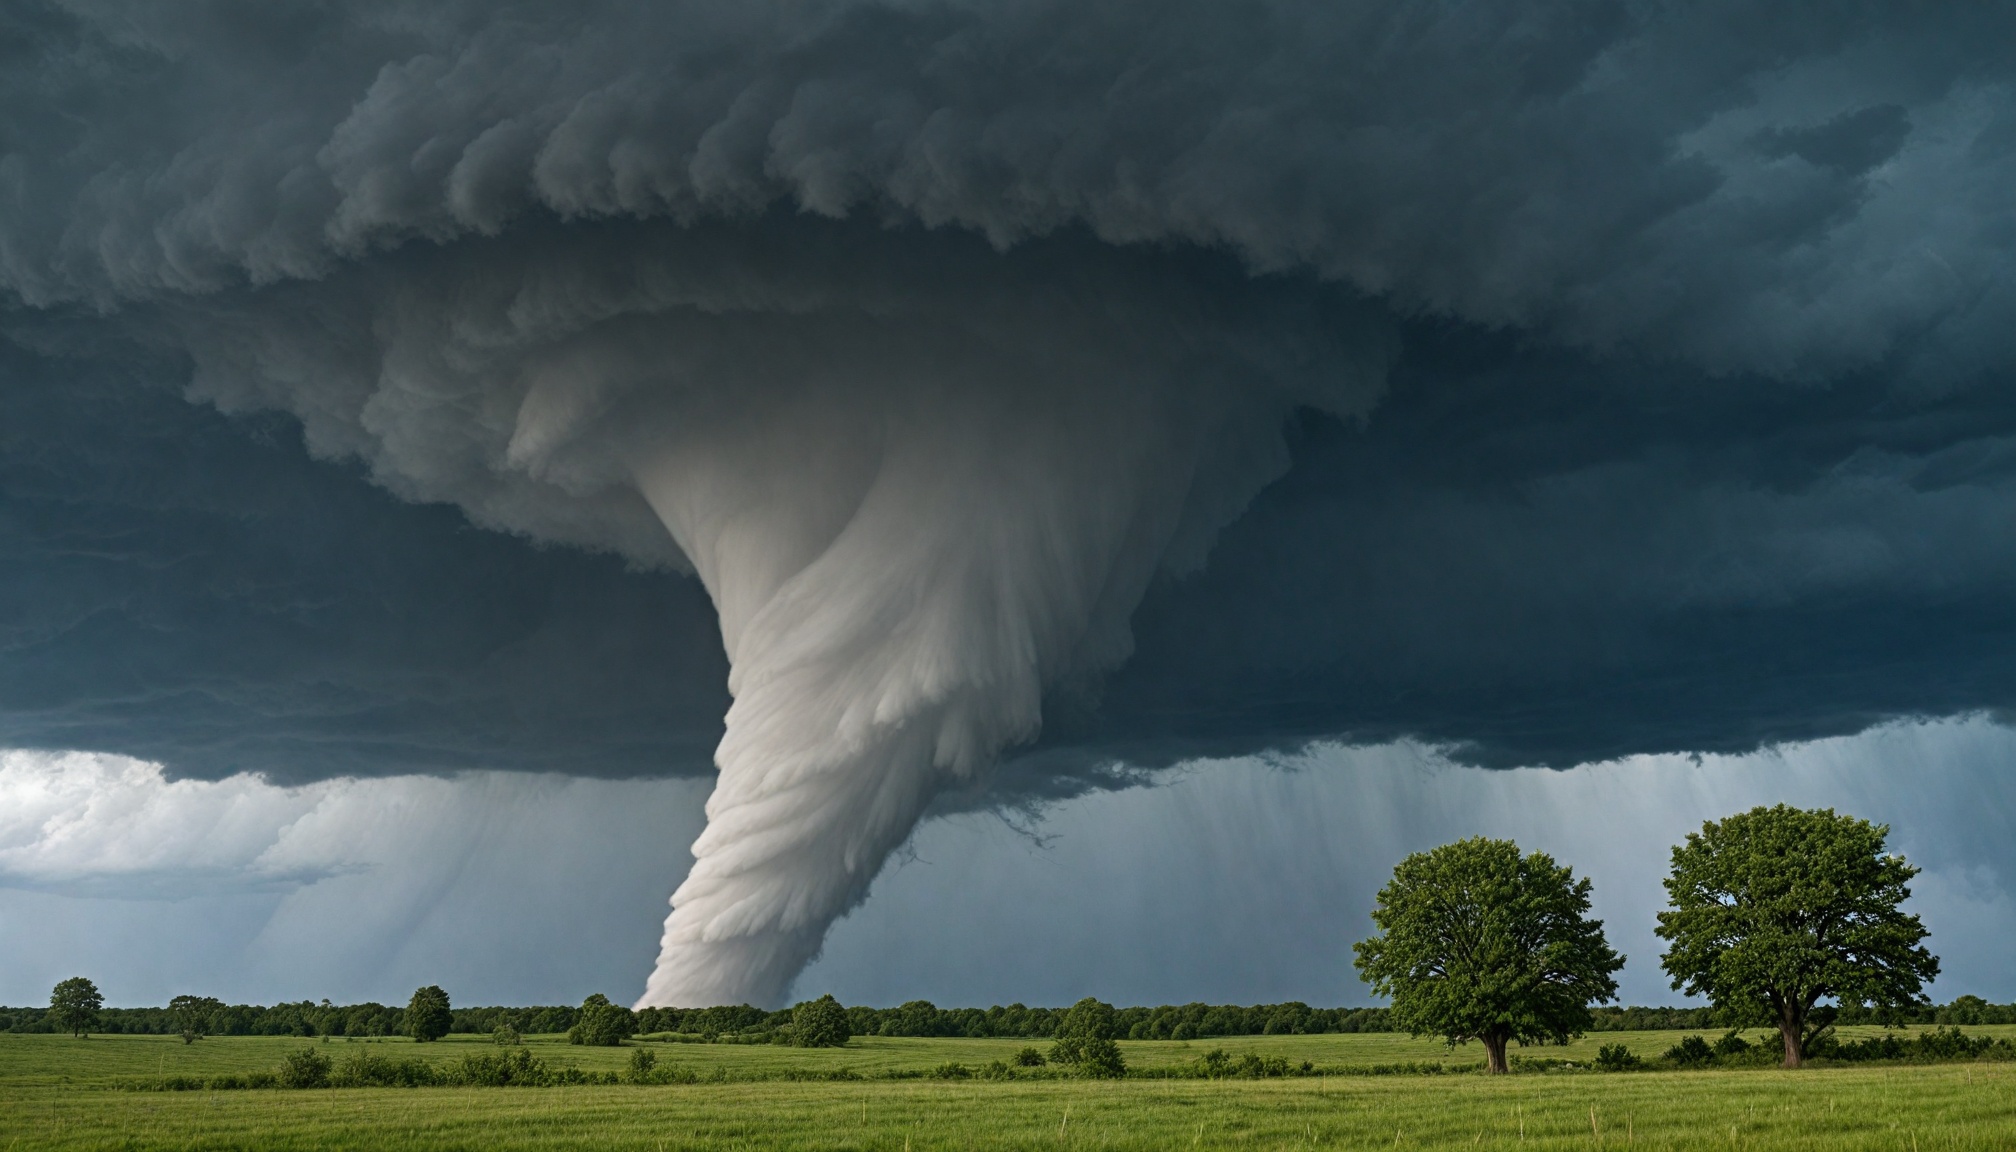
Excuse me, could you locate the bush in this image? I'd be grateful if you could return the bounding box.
[627,1048,657,1082]
[278,1047,332,1089]
[331,1052,442,1088]
[455,1047,558,1086]
[1195,1049,1297,1078]
[931,1061,972,1079]
[1010,1046,1047,1067]
[791,995,852,1048]
[1594,1043,1642,1071]
[1712,1030,1752,1057]
[568,994,638,1046]
[1664,1035,1715,1067]
[492,1023,521,1046]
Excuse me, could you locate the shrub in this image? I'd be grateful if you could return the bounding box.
[1664,1035,1715,1067]
[1712,1030,1752,1057]
[931,1061,972,1079]
[492,1023,522,1046]
[278,1047,332,1088]
[455,1046,554,1086]
[627,1048,657,1082]
[331,1052,441,1088]
[977,1060,1015,1080]
[791,995,852,1048]
[569,994,638,1046]
[1010,1046,1047,1067]
[1594,1043,1642,1071]
[1196,1049,1296,1078]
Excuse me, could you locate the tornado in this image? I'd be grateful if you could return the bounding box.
[622,294,1385,1004]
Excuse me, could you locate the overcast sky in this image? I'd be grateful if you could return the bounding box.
[5,1,2016,1008]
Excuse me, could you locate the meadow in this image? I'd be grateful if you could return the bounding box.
[4,1029,2016,1149]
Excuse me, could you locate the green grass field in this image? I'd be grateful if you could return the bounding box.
[4,1029,2013,1149]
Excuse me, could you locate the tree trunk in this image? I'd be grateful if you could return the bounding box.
[1482,1033,1509,1074]
[1779,1003,1804,1069]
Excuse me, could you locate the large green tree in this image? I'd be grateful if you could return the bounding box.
[405,985,453,1042]
[1048,997,1125,1078]
[49,977,103,1038]
[568,993,639,1046]
[1353,838,1623,1073]
[790,994,852,1048]
[168,995,225,1044]
[1657,805,1938,1068]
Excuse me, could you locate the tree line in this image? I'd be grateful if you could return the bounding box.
[14,993,2006,1042]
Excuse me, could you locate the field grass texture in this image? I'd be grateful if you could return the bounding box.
[5,1030,2014,1149]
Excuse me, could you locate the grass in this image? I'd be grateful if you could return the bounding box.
[3,1029,2014,1149]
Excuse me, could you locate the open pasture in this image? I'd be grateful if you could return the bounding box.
[4,1031,2016,1149]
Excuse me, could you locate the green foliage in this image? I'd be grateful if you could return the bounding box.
[790,995,852,1048]
[1194,1048,1302,1078]
[626,1047,657,1082]
[491,1022,521,1045]
[331,1051,441,1087]
[277,1047,332,1088]
[405,986,453,1043]
[1656,805,1939,1067]
[49,977,104,1038]
[1594,1043,1641,1071]
[567,994,638,1046]
[1712,1029,1752,1058]
[1664,1035,1715,1067]
[1353,838,1624,1073]
[1050,998,1126,1078]
[167,996,223,1045]
[931,1060,972,1079]
[1010,1046,1046,1067]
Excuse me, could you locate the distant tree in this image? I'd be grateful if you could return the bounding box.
[568,994,638,1046]
[169,995,225,1044]
[491,1022,522,1046]
[790,994,852,1048]
[405,986,453,1043]
[1657,805,1938,1068]
[1353,838,1624,1074]
[49,977,103,1038]
[1049,998,1126,1078]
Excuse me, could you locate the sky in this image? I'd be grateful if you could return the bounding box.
[5,717,2013,1008]
[4,1,2016,1008]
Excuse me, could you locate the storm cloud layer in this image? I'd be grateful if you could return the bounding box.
[5,0,2016,1001]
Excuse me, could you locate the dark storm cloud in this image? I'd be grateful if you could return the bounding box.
[1023,322,2016,782]
[0,339,727,784]
[4,0,2016,795]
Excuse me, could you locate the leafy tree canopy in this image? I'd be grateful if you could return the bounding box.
[1049,997,1126,1078]
[405,985,453,1043]
[49,977,103,1039]
[168,995,224,1044]
[790,994,852,1048]
[1353,837,1623,1073]
[567,993,638,1046]
[1657,804,1938,1067]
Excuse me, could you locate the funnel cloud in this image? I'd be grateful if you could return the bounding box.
[4,2,2016,1004]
